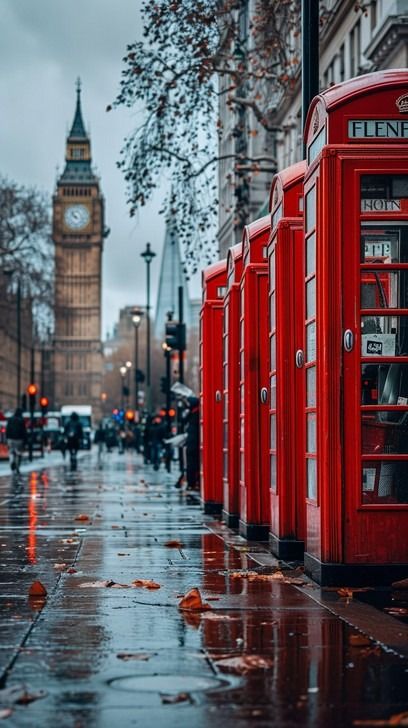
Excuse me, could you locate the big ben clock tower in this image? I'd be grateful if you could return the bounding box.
[53,80,106,416]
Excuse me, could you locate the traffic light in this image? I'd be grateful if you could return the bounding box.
[39,396,49,417]
[160,376,167,393]
[125,409,135,422]
[165,321,186,351]
[26,383,38,413]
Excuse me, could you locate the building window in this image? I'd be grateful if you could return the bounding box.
[370,0,377,32]
[339,44,345,82]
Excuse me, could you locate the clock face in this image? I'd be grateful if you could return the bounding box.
[64,204,90,230]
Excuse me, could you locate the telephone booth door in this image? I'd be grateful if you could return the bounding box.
[200,260,227,513]
[268,161,306,559]
[222,243,243,528]
[343,161,408,569]
[302,70,408,584]
[269,220,305,558]
[239,216,271,540]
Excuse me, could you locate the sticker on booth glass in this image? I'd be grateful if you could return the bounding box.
[397,396,408,406]
[362,469,376,492]
[361,333,396,357]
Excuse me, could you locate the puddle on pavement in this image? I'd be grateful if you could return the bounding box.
[108,674,229,693]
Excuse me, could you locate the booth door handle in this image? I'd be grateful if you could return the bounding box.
[295,349,304,368]
[343,329,354,352]
[215,390,222,402]
[260,387,268,404]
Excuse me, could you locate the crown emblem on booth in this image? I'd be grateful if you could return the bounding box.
[396,93,408,113]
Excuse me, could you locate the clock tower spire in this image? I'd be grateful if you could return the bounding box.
[52,81,105,416]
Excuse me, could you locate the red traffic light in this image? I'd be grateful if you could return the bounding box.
[40,396,49,408]
[26,384,38,396]
[125,409,135,421]
[168,408,176,418]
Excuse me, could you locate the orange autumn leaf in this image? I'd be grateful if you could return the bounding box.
[215,655,274,675]
[349,634,371,647]
[74,514,90,522]
[164,540,184,548]
[353,712,408,726]
[28,581,47,597]
[132,579,161,590]
[178,587,211,611]
[337,588,354,599]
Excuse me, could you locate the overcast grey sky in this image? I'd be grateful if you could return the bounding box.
[0,0,185,336]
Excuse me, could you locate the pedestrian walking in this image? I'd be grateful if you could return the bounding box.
[184,397,200,491]
[150,415,167,471]
[6,408,27,475]
[64,412,83,469]
[94,421,106,466]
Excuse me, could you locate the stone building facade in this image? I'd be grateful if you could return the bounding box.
[53,81,106,418]
[217,0,408,259]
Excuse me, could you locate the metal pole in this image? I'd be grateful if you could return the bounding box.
[178,286,184,384]
[17,279,21,409]
[28,338,35,463]
[146,260,151,410]
[134,325,139,412]
[302,0,320,155]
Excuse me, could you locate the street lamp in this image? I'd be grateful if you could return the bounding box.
[140,242,156,412]
[119,364,127,410]
[131,307,144,413]
[4,270,22,408]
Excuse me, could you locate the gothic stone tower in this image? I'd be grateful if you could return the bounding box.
[53,81,105,417]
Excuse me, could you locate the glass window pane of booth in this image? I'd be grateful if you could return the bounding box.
[362,461,408,504]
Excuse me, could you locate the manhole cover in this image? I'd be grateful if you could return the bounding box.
[108,674,228,693]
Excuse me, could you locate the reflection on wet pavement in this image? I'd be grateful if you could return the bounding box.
[0,451,407,727]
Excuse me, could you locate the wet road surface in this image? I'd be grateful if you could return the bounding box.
[0,450,407,727]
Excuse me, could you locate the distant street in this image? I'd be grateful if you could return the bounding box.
[0,449,407,727]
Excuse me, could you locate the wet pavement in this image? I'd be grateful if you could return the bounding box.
[0,450,407,727]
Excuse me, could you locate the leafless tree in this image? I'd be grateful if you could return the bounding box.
[112,0,301,271]
[0,176,53,337]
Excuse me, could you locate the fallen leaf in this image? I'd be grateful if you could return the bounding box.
[178,587,212,611]
[0,708,12,719]
[28,581,47,597]
[215,655,274,674]
[28,596,47,612]
[132,579,161,590]
[79,580,129,589]
[201,612,240,621]
[164,540,184,549]
[117,653,152,661]
[337,588,355,599]
[0,685,46,706]
[74,514,90,522]
[353,712,408,725]
[66,567,77,574]
[160,692,190,704]
[349,634,371,647]
[391,577,408,590]
[384,607,408,617]
[230,571,259,579]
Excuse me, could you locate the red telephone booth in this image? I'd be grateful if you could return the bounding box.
[222,243,243,527]
[268,161,306,558]
[239,216,271,539]
[200,259,227,513]
[303,70,408,584]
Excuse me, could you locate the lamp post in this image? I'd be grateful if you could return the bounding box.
[119,364,127,410]
[125,360,132,408]
[4,271,22,408]
[140,242,156,412]
[131,308,144,413]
